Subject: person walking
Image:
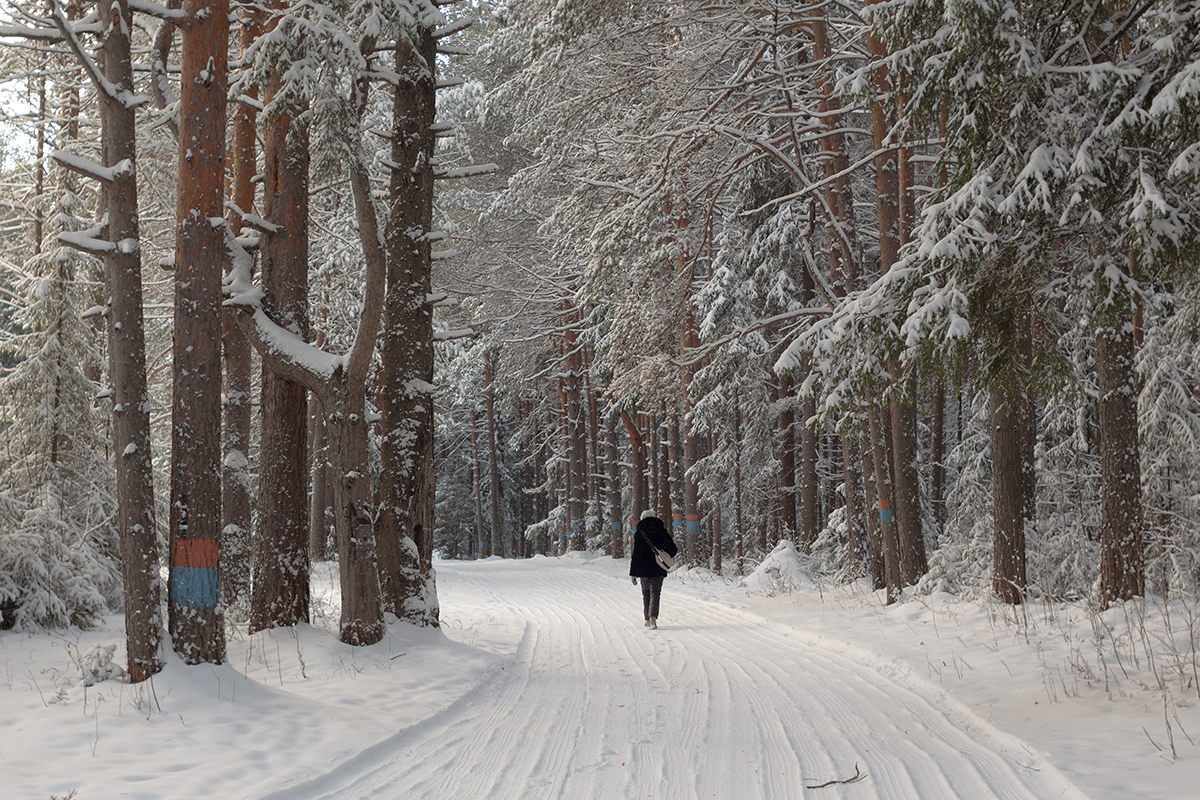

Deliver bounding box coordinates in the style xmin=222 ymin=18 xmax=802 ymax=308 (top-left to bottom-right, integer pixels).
xmin=629 ymin=510 xmax=678 ymax=629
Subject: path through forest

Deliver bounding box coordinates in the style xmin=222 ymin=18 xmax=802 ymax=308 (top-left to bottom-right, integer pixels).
xmin=258 ymin=558 xmax=1090 ymax=800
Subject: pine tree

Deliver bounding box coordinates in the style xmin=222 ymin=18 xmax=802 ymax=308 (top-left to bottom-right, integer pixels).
xmin=0 ymin=173 xmax=120 ymax=631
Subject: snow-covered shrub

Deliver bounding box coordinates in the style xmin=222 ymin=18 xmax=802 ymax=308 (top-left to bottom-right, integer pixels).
xmin=0 ymin=483 xmax=118 ymax=630
xmin=741 ymin=539 xmax=816 ymax=596
xmin=77 ymin=643 xmax=126 ymax=686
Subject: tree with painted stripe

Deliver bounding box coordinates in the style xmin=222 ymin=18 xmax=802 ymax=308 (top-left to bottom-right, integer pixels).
xmin=168 ymin=0 xmax=229 ymax=664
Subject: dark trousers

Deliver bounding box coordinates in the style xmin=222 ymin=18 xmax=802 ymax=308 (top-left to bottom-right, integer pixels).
xmin=640 ymin=576 xmax=664 ymax=620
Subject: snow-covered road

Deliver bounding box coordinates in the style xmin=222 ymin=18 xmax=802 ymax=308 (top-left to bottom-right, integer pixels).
xmin=262 ymin=558 xmax=1090 ymax=800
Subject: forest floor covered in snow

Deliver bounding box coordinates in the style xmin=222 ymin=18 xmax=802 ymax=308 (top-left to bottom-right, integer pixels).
xmin=2 ymin=549 xmax=1199 ymax=799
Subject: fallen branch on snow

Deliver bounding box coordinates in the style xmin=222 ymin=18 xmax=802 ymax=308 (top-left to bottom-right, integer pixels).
xmin=804 ymin=763 xmax=867 ymax=789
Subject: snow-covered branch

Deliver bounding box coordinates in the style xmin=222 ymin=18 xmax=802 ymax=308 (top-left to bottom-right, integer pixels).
xmin=51 ymin=151 xmax=133 ymax=184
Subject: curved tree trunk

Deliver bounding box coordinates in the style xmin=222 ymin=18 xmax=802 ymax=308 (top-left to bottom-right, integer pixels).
xmin=226 ymin=150 xmax=387 ymax=646
xmin=250 ymin=78 xmax=311 ymax=633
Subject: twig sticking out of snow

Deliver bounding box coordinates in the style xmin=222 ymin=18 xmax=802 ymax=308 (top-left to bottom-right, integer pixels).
xmin=804 ymin=763 xmax=867 ymax=789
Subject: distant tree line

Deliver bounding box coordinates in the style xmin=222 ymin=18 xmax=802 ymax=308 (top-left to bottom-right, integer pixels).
xmin=432 ymin=0 xmax=1200 ymax=611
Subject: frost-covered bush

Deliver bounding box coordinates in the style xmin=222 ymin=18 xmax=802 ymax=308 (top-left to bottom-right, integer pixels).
xmin=77 ymin=643 xmax=127 ymax=686
xmin=741 ymin=539 xmax=817 ymax=596
xmin=0 ymin=483 xmax=119 ymax=630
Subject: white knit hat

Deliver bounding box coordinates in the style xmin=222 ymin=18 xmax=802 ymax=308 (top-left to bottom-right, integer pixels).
xmin=640 ymin=509 xmax=655 ymax=520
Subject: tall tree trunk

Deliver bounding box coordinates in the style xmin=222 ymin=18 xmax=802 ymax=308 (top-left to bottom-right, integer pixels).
xmin=377 ymin=24 xmax=439 ymax=623
xmin=777 ymin=376 xmax=797 ymax=542
xmin=991 ymin=389 xmax=1028 ymax=603
xmin=842 ymin=437 xmax=865 ymax=579
xmin=621 ymin=411 xmax=649 ymax=530
xmin=221 ymin=7 xmax=259 ymax=617
xmin=667 ymin=416 xmax=685 ymax=550
xmin=169 ymin=0 xmax=228 ymax=664
xmin=733 ymin=410 xmax=745 ymax=576
xmin=707 ymin=432 xmax=721 ymax=572
xmin=326 ymin=378 xmax=382 ymax=643
xmin=931 ymin=379 xmax=947 ymax=533
xmin=813 ymin=6 xmax=863 ymax=571
xmin=867 ymin=0 xmax=917 ymax=599
xmin=656 ymin=413 xmax=671 ymax=523
xmin=585 ymin=371 xmax=601 ymax=526
xmin=799 ymin=391 xmax=819 ymax=553
xmin=605 ymin=415 xmax=623 ymax=557
xmin=560 ymin=403 xmax=573 ymax=554
xmin=891 ymin=385 xmax=926 ymax=584
xmin=226 ymin=152 xmax=387 ymax=646
xmin=98 ymin=0 xmax=162 ymax=681
xmin=309 ymin=396 xmax=331 ymax=560
xmin=861 ymin=431 xmax=884 ymax=588
xmin=250 ymin=70 xmax=311 ymax=633
xmin=563 ymin=326 xmax=587 ymax=551
xmin=485 ymin=351 xmax=505 ymax=556
xmin=33 ymin=62 xmax=45 ymax=253
xmin=869 ymin=406 xmax=902 ymax=603
xmin=888 ymin=44 xmax=926 ymax=588
xmin=682 ymin=423 xmax=701 ymax=564
xmin=1097 ymin=304 xmax=1145 ymax=607
xmin=470 ymin=409 xmax=486 ymax=558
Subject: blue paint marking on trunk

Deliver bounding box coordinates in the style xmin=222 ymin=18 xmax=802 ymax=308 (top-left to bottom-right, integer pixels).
xmin=879 ymin=509 xmax=894 ymax=522
xmin=611 ymin=520 xmax=622 ymax=532
xmin=686 ymin=519 xmax=701 ymax=536
xmin=170 ymin=566 xmax=219 ymax=608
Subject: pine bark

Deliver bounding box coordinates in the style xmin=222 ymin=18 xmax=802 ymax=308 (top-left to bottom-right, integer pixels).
xmin=485 ymin=351 xmax=504 ymax=556
xmin=869 ymin=406 xmax=902 ymax=603
xmin=666 ymin=416 xmax=685 ymax=551
xmin=249 ymin=76 xmax=311 ymax=632
xmin=990 ymin=389 xmax=1028 ymax=603
xmin=842 ymin=438 xmax=865 ymax=579
xmin=605 ymin=415 xmax=624 ymax=557
xmin=226 ymin=153 xmax=387 ymax=646
xmin=799 ymin=392 xmax=819 ymax=552
xmin=655 ymin=414 xmax=671 ymax=523
xmin=377 ymin=26 xmax=439 ymax=621
xmin=931 ymin=380 xmax=947 ymax=532
xmin=621 ymin=412 xmax=649 ymax=527
xmin=812 ymin=6 xmax=865 ymax=573
xmin=99 ymin=0 xmax=162 ymax=681
xmin=169 ymin=0 xmax=228 ymax=664
xmin=221 ymin=21 xmax=256 ymax=612
xmin=867 ymin=0 xmax=913 ymax=602
xmin=470 ymin=410 xmax=486 ymax=557
xmin=891 ymin=384 xmax=927 ymax=583
xmin=309 ymin=400 xmax=331 ymax=560
xmin=1097 ymin=310 xmax=1145 ymax=607
xmin=777 ymin=376 xmax=797 ymax=542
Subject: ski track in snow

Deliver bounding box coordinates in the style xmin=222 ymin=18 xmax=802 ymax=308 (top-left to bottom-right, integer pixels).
xmin=260 ymin=559 xmax=1091 ymax=800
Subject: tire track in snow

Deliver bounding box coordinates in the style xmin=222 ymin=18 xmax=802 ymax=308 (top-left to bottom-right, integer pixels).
xmin=258 ymin=559 xmax=1091 ymax=800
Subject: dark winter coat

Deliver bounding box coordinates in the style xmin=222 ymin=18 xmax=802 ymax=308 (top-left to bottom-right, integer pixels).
xmin=629 ymin=516 xmax=679 ymax=578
